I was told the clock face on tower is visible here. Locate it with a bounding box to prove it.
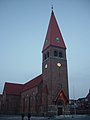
[57,63,61,67]
[56,37,60,43]
[45,64,48,69]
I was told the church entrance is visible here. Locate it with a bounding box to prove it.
[58,107,62,115]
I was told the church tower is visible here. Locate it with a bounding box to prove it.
[42,10,69,114]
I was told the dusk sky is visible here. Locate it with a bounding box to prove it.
[0,0,90,99]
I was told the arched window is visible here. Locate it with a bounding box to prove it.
[44,54,47,60]
[28,96,31,112]
[59,52,63,58]
[54,50,58,56]
[47,51,49,58]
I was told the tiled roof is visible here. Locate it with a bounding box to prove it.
[4,82,24,95]
[22,74,42,92]
[43,10,66,51]
[3,75,43,95]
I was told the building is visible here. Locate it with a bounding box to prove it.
[76,89,90,114]
[69,89,90,115]
[0,9,69,116]
[0,94,3,114]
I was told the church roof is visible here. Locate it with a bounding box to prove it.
[3,75,42,95]
[22,74,42,92]
[3,82,23,95]
[43,10,66,51]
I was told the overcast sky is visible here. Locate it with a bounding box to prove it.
[0,0,90,99]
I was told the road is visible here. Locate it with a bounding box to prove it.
[0,115,90,120]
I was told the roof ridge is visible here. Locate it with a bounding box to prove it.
[22,74,42,92]
[5,82,23,85]
[24,74,42,85]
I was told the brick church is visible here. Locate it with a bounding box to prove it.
[0,9,69,116]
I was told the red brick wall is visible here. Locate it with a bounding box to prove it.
[42,46,69,108]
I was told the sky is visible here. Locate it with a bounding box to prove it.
[0,0,90,99]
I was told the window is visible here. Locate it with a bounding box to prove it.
[59,52,63,58]
[54,51,58,56]
[44,54,47,60]
[47,51,49,58]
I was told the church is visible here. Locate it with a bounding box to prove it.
[0,9,69,116]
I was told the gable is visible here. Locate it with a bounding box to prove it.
[54,90,69,105]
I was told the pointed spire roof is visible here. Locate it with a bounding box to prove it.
[43,10,66,51]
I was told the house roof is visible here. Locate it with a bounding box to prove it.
[4,82,24,95]
[22,74,42,92]
[42,10,66,51]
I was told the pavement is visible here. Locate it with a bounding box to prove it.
[0,115,90,120]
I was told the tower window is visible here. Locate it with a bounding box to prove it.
[44,54,47,60]
[54,51,58,56]
[43,52,49,61]
[59,52,63,58]
[47,51,49,58]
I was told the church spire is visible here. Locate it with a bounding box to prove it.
[42,10,66,51]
